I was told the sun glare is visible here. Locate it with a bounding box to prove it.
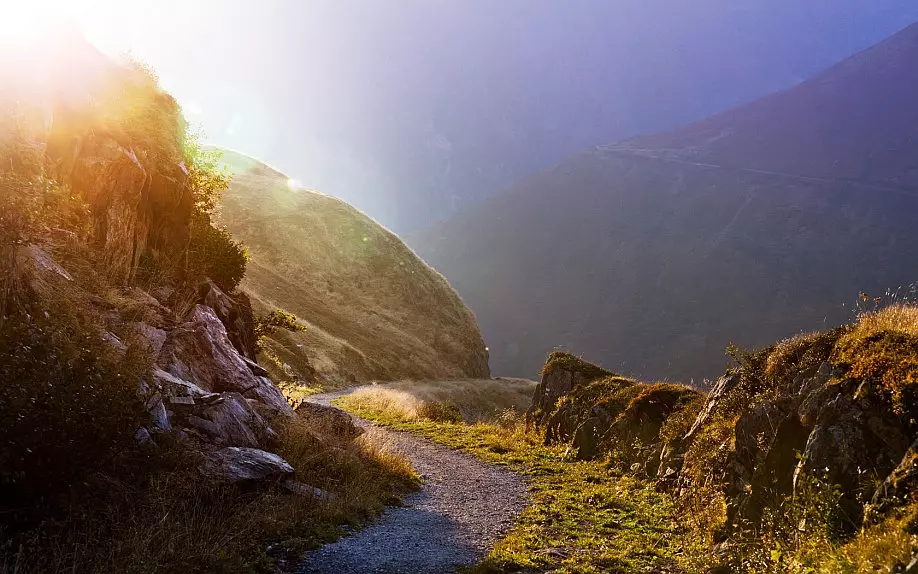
[0,2,55,47]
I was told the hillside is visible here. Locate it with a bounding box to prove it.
[211,148,489,387]
[412,22,918,382]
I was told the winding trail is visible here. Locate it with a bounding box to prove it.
[297,388,529,574]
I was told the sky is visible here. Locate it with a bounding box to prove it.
[7,0,918,232]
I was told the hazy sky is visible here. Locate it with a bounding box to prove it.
[20,0,918,231]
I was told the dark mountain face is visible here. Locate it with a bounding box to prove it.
[410,23,918,382]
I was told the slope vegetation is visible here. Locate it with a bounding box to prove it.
[212,149,489,387]
[412,22,918,382]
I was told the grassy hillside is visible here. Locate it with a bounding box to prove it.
[412,23,918,382]
[211,148,489,388]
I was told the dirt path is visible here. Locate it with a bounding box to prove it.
[297,388,529,574]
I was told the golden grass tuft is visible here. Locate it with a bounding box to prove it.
[847,304,918,340]
[833,304,918,414]
[341,378,537,424]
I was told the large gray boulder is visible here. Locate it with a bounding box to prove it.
[157,304,292,414]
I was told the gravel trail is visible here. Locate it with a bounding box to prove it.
[297,388,529,574]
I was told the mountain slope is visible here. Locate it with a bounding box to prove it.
[212,148,489,386]
[411,23,918,382]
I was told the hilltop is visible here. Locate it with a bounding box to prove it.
[211,148,489,388]
[412,22,918,382]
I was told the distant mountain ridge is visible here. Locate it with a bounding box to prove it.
[616,22,918,188]
[411,22,918,382]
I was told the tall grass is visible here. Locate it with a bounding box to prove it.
[341,378,537,423]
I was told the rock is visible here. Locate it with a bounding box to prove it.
[527,352,614,427]
[573,416,603,460]
[867,437,918,522]
[16,244,73,282]
[198,280,258,360]
[295,401,364,439]
[282,478,336,500]
[65,137,152,284]
[683,371,740,441]
[145,393,171,431]
[183,392,278,448]
[134,427,152,444]
[727,397,807,528]
[242,355,269,377]
[131,322,168,356]
[200,447,294,483]
[157,305,292,414]
[152,368,209,398]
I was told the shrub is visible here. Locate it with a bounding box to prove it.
[417,400,464,423]
[0,298,150,529]
[186,212,249,292]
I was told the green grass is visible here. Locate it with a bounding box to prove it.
[336,399,705,573]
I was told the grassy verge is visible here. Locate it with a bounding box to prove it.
[336,394,705,573]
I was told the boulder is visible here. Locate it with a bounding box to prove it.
[182,392,278,448]
[527,352,613,427]
[200,447,294,483]
[157,305,292,414]
[295,401,364,439]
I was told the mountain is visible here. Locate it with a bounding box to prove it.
[411,22,918,382]
[200,2,918,234]
[212,148,489,387]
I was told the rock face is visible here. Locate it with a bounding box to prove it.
[531,334,918,542]
[41,44,193,286]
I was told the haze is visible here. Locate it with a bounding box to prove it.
[58,0,918,232]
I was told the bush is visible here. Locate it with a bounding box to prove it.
[0,298,149,529]
[187,212,248,292]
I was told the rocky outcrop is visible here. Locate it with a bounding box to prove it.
[532,336,918,543]
[531,353,703,464]
[157,304,292,414]
[199,280,258,360]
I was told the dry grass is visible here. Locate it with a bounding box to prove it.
[847,304,918,340]
[340,378,537,423]
[0,412,417,573]
[211,147,490,388]
[834,304,918,413]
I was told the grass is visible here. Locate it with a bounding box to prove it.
[1,412,418,573]
[833,304,918,413]
[212,147,490,388]
[336,388,705,573]
[341,379,537,423]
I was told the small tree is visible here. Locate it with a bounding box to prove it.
[254,309,307,352]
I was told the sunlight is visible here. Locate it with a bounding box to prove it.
[0,1,55,47]
[0,0,140,53]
